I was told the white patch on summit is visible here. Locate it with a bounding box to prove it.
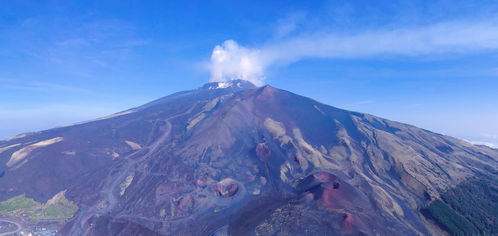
[120,175,134,196]
[46,190,68,205]
[187,113,206,130]
[215,82,231,89]
[111,152,120,158]
[125,140,142,150]
[6,133,29,141]
[62,150,76,156]
[0,143,21,155]
[207,81,243,89]
[7,137,64,167]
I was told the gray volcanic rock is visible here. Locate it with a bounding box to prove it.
[0,80,497,235]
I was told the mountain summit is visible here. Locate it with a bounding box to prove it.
[201,80,257,90]
[0,81,496,235]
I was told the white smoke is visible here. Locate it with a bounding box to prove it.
[208,19,498,85]
[209,40,266,86]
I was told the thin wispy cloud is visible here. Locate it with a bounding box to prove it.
[271,12,307,40]
[209,18,498,85]
[0,79,90,94]
[4,17,148,78]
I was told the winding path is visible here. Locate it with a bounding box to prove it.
[0,219,22,236]
[69,102,200,236]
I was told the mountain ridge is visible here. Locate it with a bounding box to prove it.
[0,80,496,235]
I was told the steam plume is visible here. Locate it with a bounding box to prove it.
[209,19,498,85]
[209,40,265,86]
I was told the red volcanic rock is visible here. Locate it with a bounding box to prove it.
[304,193,314,201]
[213,178,238,197]
[313,172,336,183]
[312,173,348,209]
[155,184,175,204]
[332,181,340,189]
[256,85,277,100]
[313,172,340,189]
[196,176,214,187]
[177,194,194,211]
[319,187,340,208]
[340,213,369,234]
[340,213,354,233]
[256,143,271,160]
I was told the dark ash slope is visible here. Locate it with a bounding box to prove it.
[0,80,496,236]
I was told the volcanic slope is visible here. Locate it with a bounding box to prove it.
[0,80,496,236]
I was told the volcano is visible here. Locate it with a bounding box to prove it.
[0,80,496,235]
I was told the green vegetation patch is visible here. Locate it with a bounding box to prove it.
[39,191,78,219]
[0,191,78,221]
[421,200,478,235]
[422,174,498,235]
[0,194,41,213]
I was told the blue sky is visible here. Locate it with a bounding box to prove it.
[1,0,498,147]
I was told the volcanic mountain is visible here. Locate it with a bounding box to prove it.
[0,80,496,235]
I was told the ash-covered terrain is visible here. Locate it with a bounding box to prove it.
[0,80,497,235]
